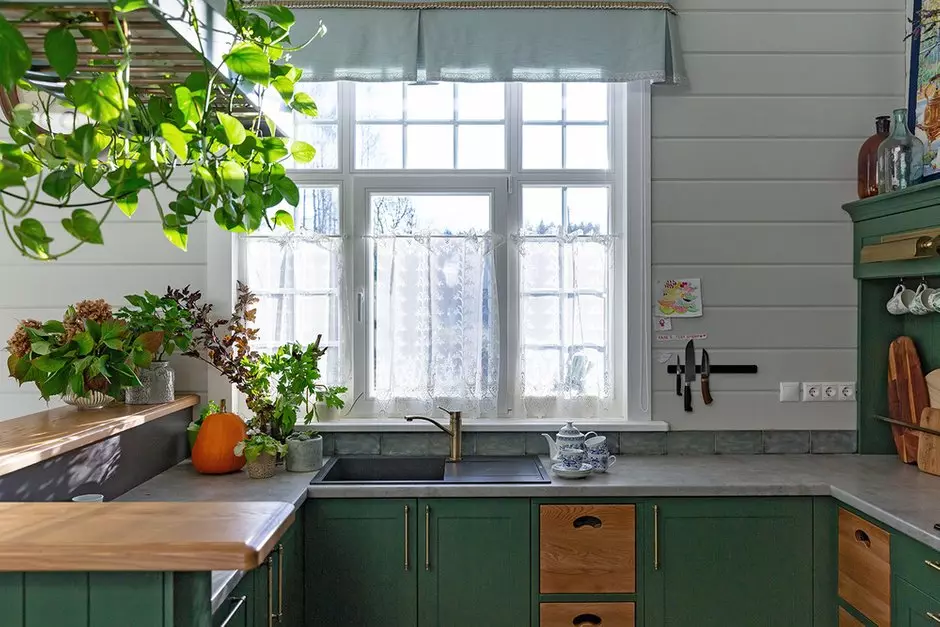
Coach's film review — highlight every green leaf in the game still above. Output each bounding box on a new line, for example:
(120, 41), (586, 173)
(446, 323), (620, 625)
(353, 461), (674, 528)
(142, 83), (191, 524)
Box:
(290, 140), (316, 164)
(82, 165), (104, 189)
(0, 15), (31, 92)
(29, 341), (51, 356)
(95, 355), (110, 378)
(73, 331), (94, 356)
(219, 161), (245, 195)
(70, 124), (108, 162)
(14, 219), (52, 259)
(102, 337), (123, 350)
(259, 137), (288, 163)
(163, 216), (189, 250)
(67, 76), (123, 125)
(69, 372), (85, 396)
(252, 5), (295, 28)
(86, 319), (102, 342)
(41, 167), (77, 199)
(159, 122), (189, 160)
(216, 112), (247, 146)
(43, 320), (66, 334)
(272, 76), (294, 102)
(173, 86), (200, 130)
(79, 27), (111, 54)
(116, 192), (138, 217)
(11, 103), (32, 128)
(273, 209), (294, 230)
(62, 209), (104, 245)
(33, 355), (67, 373)
(223, 42), (270, 86)
(290, 92), (318, 117)
(114, 0), (148, 12)
(274, 177), (299, 206)
(44, 27), (77, 79)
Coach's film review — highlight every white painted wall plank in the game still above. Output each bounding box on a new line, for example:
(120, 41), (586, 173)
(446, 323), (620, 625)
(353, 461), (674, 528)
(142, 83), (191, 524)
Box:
(653, 391), (856, 430)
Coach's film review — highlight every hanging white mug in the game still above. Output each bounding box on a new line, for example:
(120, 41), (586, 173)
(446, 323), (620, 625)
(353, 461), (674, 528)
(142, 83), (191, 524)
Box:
(887, 283), (915, 315)
(911, 283), (936, 316)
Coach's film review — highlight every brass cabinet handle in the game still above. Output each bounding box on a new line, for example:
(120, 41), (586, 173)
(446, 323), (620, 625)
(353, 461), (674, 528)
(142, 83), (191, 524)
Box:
(425, 505), (431, 571)
(404, 504), (410, 571)
(276, 543), (284, 622)
(653, 505), (660, 571)
(928, 611), (940, 623)
(927, 560), (940, 572)
(218, 596), (248, 627)
(267, 556), (274, 627)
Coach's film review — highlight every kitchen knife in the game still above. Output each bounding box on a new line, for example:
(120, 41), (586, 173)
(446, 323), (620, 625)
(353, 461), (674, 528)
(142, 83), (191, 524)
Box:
(683, 340), (696, 412)
(675, 355), (682, 396)
(701, 349), (713, 405)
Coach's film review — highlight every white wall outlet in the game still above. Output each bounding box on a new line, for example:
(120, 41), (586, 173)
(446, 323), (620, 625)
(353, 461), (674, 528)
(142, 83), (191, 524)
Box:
(780, 382), (801, 402)
(822, 384), (840, 401)
(838, 383), (857, 402)
(802, 383), (822, 402)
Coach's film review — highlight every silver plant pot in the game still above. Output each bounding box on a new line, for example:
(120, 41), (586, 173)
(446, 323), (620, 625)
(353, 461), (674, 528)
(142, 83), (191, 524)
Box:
(286, 435), (323, 472)
(124, 361), (175, 405)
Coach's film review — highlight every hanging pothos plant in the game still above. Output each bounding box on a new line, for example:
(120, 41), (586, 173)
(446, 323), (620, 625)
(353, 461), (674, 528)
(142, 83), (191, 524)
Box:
(0, 0), (321, 260)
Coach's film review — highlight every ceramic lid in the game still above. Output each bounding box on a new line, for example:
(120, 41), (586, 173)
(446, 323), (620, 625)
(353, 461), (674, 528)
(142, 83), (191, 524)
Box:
(557, 421), (582, 438)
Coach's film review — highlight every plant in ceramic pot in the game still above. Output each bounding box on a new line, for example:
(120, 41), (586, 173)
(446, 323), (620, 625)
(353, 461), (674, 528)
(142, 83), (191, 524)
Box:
(6, 299), (162, 409)
(234, 431), (286, 480)
(115, 291), (194, 404)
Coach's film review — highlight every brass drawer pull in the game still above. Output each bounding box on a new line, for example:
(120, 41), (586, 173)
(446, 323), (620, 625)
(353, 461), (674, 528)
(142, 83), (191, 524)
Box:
(573, 515), (602, 529)
(927, 560), (940, 572)
(276, 543), (284, 622)
(404, 504), (410, 571)
(928, 611), (940, 623)
(653, 504), (660, 571)
(218, 596), (248, 627)
(425, 505), (431, 571)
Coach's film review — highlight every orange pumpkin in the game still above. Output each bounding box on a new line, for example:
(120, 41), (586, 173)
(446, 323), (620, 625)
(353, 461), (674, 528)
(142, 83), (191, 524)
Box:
(191, 400), (247, 474)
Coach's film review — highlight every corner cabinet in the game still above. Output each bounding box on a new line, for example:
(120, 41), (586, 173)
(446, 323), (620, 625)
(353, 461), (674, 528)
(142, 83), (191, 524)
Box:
(305, 498), (530, 627)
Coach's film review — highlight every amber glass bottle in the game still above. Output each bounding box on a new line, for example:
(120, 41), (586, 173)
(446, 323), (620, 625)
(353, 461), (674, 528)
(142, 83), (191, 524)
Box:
(857, 115), (891, 198)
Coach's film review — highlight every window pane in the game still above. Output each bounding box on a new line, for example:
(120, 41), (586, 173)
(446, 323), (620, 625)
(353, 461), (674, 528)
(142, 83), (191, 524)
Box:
(523, 295), (560, 344)
(522, 187), (562, 235)
(568, 241), (609, 292)
(522, 84), (562, 121)
(406, 125), (454, 169)
(565, 83), (607, 122)
(255, 295), (294, 344)
(457, 83), (505, 121)
(291, 123), (338, 169)
(457, 125), (504, 169)
(523, 126), (562, 169)
(295, 244), (341, 291)
(356, 83), (403, 120)
(567, 295), (606, 346)
(371, 194), (490, 235)
(243, 239), (294, 289)
(295, 294), (333, 344)
(406, 83), (454, 120)
(296, 82), (338, 120)
(520, 241), (560, 291)
(522, 348), (561, 396)
(295, 187), (341, 235)
(565, 126), (608, 169)
(567, 187), (609, 235)
(357, 124), (403, 168)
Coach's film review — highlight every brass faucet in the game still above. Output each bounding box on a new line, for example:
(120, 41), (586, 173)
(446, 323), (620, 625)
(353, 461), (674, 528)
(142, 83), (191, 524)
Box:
(404, 407), (463, 462)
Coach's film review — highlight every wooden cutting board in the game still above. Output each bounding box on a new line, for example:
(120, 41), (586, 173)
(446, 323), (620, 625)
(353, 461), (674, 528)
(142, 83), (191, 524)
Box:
(918, 408), (940, 476)
(888, 336), (928, 464)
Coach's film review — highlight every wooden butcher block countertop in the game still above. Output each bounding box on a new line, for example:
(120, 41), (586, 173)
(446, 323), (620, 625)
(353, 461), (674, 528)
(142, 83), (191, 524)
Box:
(0, 501), (295, 571)
(0, 395), (199, 477)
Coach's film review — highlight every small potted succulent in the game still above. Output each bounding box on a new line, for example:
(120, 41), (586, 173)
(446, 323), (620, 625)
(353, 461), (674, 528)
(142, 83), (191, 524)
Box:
(116, 292), (194, 404)
(6, 299), (161, 409)
(234, 431), (287, 480)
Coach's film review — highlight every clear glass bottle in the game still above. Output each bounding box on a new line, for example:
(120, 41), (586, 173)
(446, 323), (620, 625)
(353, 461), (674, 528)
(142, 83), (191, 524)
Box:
(878, 108), (925, 193)
(857, 115), (890, 199)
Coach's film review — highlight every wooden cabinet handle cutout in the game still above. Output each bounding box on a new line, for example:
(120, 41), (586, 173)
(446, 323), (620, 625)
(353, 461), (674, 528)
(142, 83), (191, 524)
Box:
(854, 529), (871, 547)
(573, 515), (602, 529)
(573, 613), (602, 625)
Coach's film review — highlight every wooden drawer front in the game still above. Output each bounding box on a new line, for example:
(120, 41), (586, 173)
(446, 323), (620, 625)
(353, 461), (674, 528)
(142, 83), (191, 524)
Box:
(838, 607), (867, 627)
(539, 504), (635, 594)
(838, 508), (891, 626)
(894, 531), (940, 600)
(540, 602), (635, 627)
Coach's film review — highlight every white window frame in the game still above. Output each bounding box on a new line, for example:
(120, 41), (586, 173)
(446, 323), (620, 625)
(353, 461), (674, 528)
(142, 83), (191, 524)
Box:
(211, 80), (657, 427)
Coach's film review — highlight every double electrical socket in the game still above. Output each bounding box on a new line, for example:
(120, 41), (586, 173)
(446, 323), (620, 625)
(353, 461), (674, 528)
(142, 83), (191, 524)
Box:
(783, 382), (856, 402)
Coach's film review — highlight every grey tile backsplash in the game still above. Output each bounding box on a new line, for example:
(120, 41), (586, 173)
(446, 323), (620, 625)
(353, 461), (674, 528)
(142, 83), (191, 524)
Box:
(321, 430), (857, 457)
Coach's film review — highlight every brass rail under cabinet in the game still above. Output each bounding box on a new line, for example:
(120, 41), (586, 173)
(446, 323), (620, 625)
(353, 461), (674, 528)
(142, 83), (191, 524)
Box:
(860, 228), (940, 263)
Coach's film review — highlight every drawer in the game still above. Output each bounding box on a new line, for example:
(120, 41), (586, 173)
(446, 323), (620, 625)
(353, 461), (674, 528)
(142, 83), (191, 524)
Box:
(894, 531), (940, 600)
(838, 508), (891, 626)
(539, 504), (635, 594)
(838, 607), (867, 627)
(540, 602), (635, 627)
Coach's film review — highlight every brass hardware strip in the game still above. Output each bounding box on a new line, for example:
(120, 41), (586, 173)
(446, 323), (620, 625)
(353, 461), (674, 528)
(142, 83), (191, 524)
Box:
(404, 504), (410, 572)
(928, 611), (940, 623)
(860, 236), (939, 264)
(218, 596), (248, 627)
(874, 414), (940, 438)
(883, 227), (940, 243)
(653, 505), (660, 571)
(425, 505), (431, 571)
(276, 543), (284, 622)
(267, 556), (274, 627)
(927, 560), (940, 573)
(248, 0), (677, 12)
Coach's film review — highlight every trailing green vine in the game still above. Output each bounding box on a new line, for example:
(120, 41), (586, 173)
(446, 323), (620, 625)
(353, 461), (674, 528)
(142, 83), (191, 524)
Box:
(0, 0), (320, 260)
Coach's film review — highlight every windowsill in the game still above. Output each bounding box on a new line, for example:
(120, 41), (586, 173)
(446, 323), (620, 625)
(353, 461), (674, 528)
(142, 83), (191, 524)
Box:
(300, 418), (670, 433)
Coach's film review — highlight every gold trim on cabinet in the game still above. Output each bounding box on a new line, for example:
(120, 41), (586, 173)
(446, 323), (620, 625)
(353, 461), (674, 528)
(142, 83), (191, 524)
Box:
(267, 556), (274, 627)
(404, 504), (410, 572)
(276, 543), (284, 622)
(425, 505), (431, 571)
(653, 505), (660, 571)
(927, 560), (940, 573)
(928, 611), (940, 623)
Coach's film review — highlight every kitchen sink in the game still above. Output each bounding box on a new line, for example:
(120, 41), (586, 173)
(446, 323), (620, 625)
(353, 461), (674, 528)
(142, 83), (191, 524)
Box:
(311, 456), (550, 484)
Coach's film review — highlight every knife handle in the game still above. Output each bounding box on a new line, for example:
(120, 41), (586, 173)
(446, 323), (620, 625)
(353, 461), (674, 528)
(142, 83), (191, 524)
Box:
(675, 370), (682, 396)
(683, 384), (692, 412)
(702, 375), (713, 405)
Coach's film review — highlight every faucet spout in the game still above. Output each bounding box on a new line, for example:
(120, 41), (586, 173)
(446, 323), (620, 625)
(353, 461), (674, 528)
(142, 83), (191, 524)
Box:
(404, 415), (453, 436)
(404, 408), (463, 462)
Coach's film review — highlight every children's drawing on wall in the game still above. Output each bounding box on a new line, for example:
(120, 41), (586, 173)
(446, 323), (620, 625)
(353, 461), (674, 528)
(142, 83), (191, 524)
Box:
(655, 278), (703, 318)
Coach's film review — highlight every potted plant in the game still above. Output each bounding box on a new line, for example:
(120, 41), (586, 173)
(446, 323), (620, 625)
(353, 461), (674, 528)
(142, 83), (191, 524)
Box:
(6, 299), (161, 409)
(188, 400), (221, 450)
(234, 431), (286, 480)
(115, 291), (194, 404)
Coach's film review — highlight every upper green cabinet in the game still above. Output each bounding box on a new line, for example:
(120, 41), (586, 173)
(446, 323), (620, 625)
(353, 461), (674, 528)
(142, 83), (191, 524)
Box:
(644, 498), (814, 627)
(305, 498), (530, 627)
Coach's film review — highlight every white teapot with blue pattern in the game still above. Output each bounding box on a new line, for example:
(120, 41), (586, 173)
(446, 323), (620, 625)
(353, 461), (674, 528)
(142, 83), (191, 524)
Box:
(541, 421), (597, 462)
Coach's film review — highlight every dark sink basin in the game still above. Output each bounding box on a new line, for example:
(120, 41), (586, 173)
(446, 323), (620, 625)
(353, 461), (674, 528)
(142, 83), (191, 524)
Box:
(311, 456), (550, 484)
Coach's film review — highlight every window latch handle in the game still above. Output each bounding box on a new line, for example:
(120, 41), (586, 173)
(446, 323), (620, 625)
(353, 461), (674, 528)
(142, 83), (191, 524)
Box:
(357, 291), (364, 323)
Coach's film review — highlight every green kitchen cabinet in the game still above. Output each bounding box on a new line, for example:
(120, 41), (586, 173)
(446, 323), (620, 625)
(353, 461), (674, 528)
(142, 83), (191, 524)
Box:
(895, 578), (940, 626)
(214, 572), (254, 627)
(279, 508), (305, 627)
(305, 498), (530, 627)
(644, 497), (814, 627)
(418, 498), (530, 627)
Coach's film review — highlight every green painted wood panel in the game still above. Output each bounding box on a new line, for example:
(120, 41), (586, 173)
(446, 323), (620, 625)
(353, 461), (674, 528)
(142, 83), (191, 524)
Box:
(418, 498), (529, 627)
(88, 572), (167, 627)
(279, 510), (304, 627)
(0, 573), (24, 627)
(213, 572), (253, 627)
(814, 497), (838, 627)
(306, 499), (418, 627)
(24, 572), (89, 627)
(645, 498), (813, 627)
(894, 577), (940, 626)
(174, 572), (213, 627)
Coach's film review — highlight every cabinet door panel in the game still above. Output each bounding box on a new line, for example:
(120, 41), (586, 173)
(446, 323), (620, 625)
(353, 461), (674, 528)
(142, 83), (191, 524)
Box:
(214, 574), (253, 627)
(646, 498), (813, 627)
(419, 498), (529, 627)
(306, 499), (417, 627)
(895, 578), (940, 627)
(279, 512), (304, 627)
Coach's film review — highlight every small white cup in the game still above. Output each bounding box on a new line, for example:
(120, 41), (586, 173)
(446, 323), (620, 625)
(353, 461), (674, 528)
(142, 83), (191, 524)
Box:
(911, 283), (935, 316)
(887, 284), (915, 315)
(72, 494), (105, 502)
(558, 447), (586, 470)
(588, 452), (616, 473)
(928, 289), (940, 313)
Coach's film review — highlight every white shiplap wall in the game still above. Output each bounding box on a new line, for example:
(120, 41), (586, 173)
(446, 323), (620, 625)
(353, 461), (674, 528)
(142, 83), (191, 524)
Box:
(650, 0), (906, 429)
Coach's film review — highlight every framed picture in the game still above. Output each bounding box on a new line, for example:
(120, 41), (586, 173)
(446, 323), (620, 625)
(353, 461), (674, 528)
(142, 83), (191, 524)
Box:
(908, 0), (940, 182)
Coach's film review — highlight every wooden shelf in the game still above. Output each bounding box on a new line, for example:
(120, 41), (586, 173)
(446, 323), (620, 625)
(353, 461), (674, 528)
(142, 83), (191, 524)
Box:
(0, 395), (199, 478)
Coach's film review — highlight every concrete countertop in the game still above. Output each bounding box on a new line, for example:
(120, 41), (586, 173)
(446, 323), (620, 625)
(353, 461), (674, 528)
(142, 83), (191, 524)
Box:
(121, 454), (940, 612)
